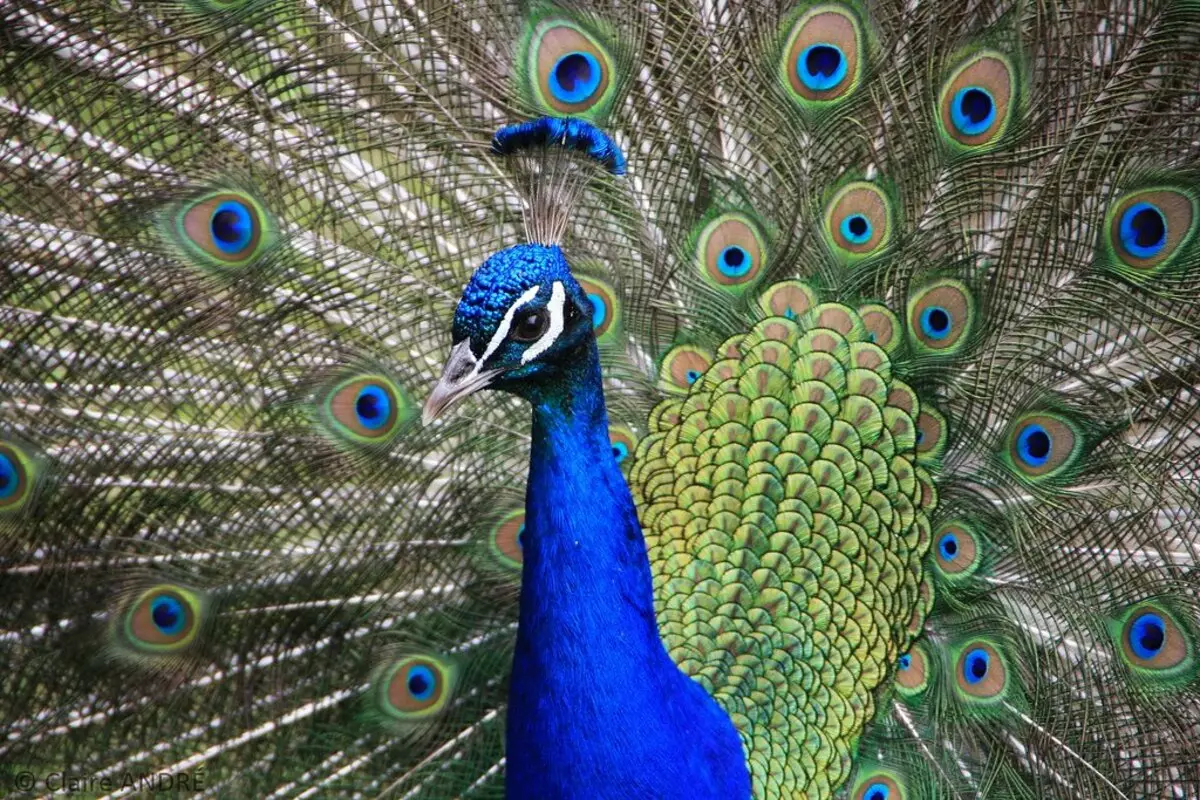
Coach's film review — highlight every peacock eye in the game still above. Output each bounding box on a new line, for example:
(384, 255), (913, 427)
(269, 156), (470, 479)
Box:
(513, 310), (549, 342)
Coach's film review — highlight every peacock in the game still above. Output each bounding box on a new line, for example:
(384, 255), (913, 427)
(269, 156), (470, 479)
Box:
(2, 0), (1199, 796)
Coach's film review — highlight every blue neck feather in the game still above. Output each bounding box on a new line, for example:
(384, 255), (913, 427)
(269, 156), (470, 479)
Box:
(505, 339), (750, 799)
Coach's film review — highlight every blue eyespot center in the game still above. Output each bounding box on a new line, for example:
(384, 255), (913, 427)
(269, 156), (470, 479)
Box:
(717, 245), (752, 278)
(210, 200), (254, 254)
(963, 648), (990, 684)
(1129, 612), (1166, 660)
(354, 385), (392, 430)
(951, 86), (996, 136)
(864, 783), (890, 800)
(798, 44), (847, 91)
(840, 213), (872, 245)
(516, 523), (525, 549)
(0, 452), (17, 499)
(611, 442), (628, 463)
(407, 665), (435, 700)
(150, 595), (185, 635)
(685, 369), (701, 385)
(587, 292), (607, 330)
(898, 654), (911, 670)
(920, 306), (952, 339)
(549, 52), (602, 104)
(1016, 423), (1051, 467)
(1119, 202), (1167, 259)
(938, 533), (959, 561)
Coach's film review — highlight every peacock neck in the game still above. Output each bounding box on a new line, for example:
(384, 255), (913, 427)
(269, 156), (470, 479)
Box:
(505, 340), (750, 799)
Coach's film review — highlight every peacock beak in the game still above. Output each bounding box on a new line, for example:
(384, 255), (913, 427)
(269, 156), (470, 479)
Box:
(422, 340), (502, 425)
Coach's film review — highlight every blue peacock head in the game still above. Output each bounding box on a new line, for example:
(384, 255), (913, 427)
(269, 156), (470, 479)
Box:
(423, 118), (624, 423)
(424, 243), (597, 421)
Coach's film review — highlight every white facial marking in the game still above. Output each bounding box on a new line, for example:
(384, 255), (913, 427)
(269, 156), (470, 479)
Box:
(480, 284), (541, 366)
(522, 281), (566, 364)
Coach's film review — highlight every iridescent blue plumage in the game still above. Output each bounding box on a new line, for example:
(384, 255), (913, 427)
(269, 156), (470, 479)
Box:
(492, 117), (626, 175)
(434, 242), (749, 798)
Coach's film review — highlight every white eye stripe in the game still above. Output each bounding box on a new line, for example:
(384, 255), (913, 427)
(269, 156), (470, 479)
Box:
(521, 281), (566, 364)
(480, 284), (541, 365)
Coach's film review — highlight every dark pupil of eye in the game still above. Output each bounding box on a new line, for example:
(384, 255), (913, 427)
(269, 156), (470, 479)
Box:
(153, 602), (179, 630)
(211, 209), (243, 243)
(357, 393), (381, 421)
(0, 471), (9, 491)
(848, 216), (868, 237)
(867, 791), (885, 800)
(806, 45), (841, 78)
(724, 247), (745, 267)
(408, 673), (430, 695)
(1026, 430), (1051, 459)
(961, 88), (993, 124)
(943, 537), (957, 556)
(556, 53), (592, 92)
(928, 308), (950, 333)
(1131, 208), (1166, 248)
(517, 312), (544, 339)
(970, 656), (988, 679)
(1140, 621), (1165, 652)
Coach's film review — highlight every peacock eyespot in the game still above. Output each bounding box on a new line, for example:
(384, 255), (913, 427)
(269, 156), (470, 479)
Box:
(858, 304), (901, 353)
(1117, 604), (1192, 675)
(124, 585), (203, 651)
(718, 245), (752, 278)
(782, 5), (863, 106)
(1015, 423), (1051, 467)
(528, 20), (615, 117)
(938, 52), (1015, 150)
(799, 43), (847, 91)
(608, 425), (637, 468)
(914, 408), (947, 462)
(380, 655), (455, 719)
(489, 509), (525, 569)
(1129, 613), (1166, 660)
(1005, 412), (1081, 480)
(955, 640), (1007, 699)
(951, 87), (995, 136)
(549, 52), (601, 105)
(853, 774), (903, 800)
(907, 280), (974, 354)
(761, 281), (817, 320)
(660, 345), (714, 393)
(150, 594), (186, 636)
(1105, 188), (1196, 273)
(210, 199), (255, 254)
(179, 192), (268, 266)
(577, 276), (620, 343)
(696, 213), (766, 291)
(939, 532), (958, 559)
(0, 442), (36, 512)
(513, 309), (550, 342)
(327, 375), (408, 444)
(1119, 202), (1166, 258)
(895, 643), (929, 698)
(963, 648), (989, 683)
(824, 182), (892, 259)
(920, 307), (951, 340)
(932, 522), (980, 579)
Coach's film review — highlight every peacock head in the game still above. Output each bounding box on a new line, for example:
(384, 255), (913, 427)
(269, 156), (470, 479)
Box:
(423, 243), (596, 422)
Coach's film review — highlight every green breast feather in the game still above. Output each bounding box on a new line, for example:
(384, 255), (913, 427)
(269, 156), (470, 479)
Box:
(633, 283), (939, 797)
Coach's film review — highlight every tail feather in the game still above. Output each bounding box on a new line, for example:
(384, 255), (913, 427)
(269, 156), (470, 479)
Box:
(4, 0), (1200, 796)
